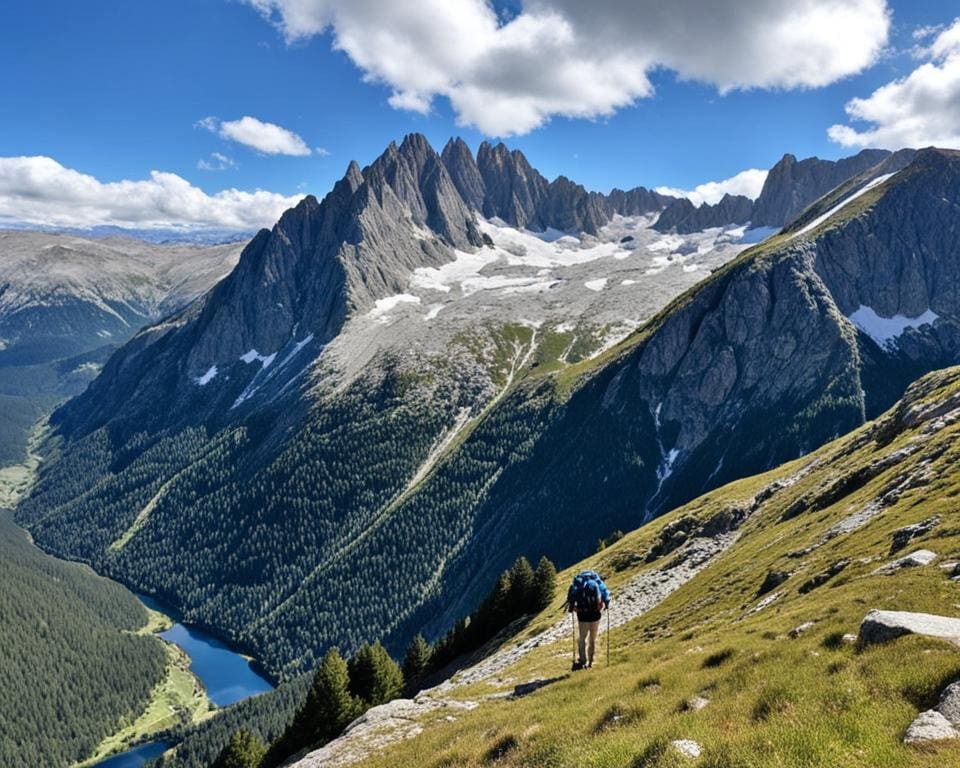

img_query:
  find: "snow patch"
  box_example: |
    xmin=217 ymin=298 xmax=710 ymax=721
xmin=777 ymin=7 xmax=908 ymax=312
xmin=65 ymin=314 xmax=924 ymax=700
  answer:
xmin=232 ymin=334 xmax=315 ymax=408
xmin=423 ymin=304 xmax=444 ymax=321
xmin=368 ymin=294 xmax=422 ymax=321
xmin=195 ymin=365 xmax=218 ymax=386
xmin=584 ymin=278 xmax=608 ymax=292
xmin=848 ymin=305 xmax=939 ymax=349
xmin=240 ymin=349 xmax=277 ymax=367
xmin=794 ymin=173 xmax=896 ymax=238
xmin=621 ymin=279 xmax=637 ymax=286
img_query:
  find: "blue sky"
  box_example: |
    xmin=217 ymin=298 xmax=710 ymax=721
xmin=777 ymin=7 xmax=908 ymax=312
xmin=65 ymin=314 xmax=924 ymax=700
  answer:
xmin=0 ymin=0 xmax=958 ymax=229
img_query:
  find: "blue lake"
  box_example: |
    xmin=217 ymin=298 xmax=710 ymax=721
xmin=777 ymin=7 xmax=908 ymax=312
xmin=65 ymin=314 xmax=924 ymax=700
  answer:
xmin=92 ymin=596 xmax=275 ymax=766
xmin=138 ymin=594 xmax=275 ymax=707
xmin=92 ymin=741 xmax=170 ymax=768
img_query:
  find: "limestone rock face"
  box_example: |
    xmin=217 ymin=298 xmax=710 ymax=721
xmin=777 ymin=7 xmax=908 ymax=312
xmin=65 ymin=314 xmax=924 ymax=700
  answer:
xmin=752 ymin=149 xmax=891 ymax=227
xmin=440 ymin=137 xmax=486 ymax=212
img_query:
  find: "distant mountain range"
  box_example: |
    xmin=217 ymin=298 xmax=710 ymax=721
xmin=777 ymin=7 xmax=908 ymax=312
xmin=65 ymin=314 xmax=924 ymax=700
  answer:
xmin=15 ymin=135 xmax=957 ymax=686
xmin=0 ymin=231 xmax=242 ymax=466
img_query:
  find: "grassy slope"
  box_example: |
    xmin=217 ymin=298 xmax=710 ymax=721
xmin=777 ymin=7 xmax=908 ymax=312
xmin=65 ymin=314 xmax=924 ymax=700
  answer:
xmin=355 ymin=367 xmax=960 ymax=768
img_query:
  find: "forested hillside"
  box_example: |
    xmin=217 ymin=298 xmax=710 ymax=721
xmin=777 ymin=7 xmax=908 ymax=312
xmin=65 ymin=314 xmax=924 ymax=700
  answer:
xmin=0 ymin=510 xmax=165 ymax=768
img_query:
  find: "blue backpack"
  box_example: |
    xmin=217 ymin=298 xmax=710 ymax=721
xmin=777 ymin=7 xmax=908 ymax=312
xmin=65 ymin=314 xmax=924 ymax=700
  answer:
xmin=568 ymin=570 xmax=609 ymax=612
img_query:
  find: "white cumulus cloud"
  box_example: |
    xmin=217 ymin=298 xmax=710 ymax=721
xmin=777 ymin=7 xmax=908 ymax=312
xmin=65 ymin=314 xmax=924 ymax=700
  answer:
xmin=656 ymin=168 xmax=769 ymax=207
xmin=0 ymin=156 xmax=304 ymax=231
xmin=199 ymin=115 xmax=313 ymax=156
xmin=829 ymin=18 xmax=960 ymax=150
xmin=244 ymin=0 xmax=891 ymax=136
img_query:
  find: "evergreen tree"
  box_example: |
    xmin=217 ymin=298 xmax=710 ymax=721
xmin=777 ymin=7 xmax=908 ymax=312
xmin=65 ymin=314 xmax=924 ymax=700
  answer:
xmin=402 ymin=634 xmax=432 ymax=693
xmin=265 ymin=648 xmax=357 ymax=766
xmin=212 ymin=730 xmax=266 ymax=768
xmin=347 ymin=642 xmax=404 ymax=706
xmin=470 ymin=570 xmax=511 ymax=644
xmin=508 ymin=556 xmax=535 ymax=613
xmin=531 ymin=556 xmax=557 ymax=612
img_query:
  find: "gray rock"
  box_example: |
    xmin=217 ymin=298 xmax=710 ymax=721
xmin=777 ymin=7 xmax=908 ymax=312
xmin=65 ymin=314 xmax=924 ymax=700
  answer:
xmin=752 ymin=149 xmax=892 ymax=228
xmin=654 ymin=193 xmax=753 ymax=234
xmin=757 ymin=570 xmax=791 ymax=597
xmin=937 ymin=682 xmax=960 ymax=725
xmin=859 ymin=609 xmax=960 ymax=646
xmin=903 ymin=709 xmax=960 ymax=744
xmin=671 ymin=739 xmax=702 ymax=758
xmin=440 ymin=137 xmax=486 ymax=212
xmin=790 ymin=621 xmax=817 ymax=638
xmin=891 ymin=516 xmax=941 ymax=554
xmin=684 ymin=696 xmax=710 ymax=711
xmin=873 ymin=549 xmax=937 ymax=575
xmin=606 ymin=186 xmax=674 ymax=217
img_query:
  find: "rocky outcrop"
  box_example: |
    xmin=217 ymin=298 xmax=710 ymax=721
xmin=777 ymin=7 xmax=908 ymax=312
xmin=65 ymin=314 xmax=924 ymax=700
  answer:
xmin=653 ymin=193 xmax=754 ymax=234
xmin=891 ymin=517 xmax=940 ymax=553
xmin=904 ymin=681 xmax=960 ymax=745
xmin=751 ymin=149 xmax=891 ymax=228
xmin=872 ymin=549 xmax=937 ymax=574
xmin=858 ymin=609 xmax=960 ymax=646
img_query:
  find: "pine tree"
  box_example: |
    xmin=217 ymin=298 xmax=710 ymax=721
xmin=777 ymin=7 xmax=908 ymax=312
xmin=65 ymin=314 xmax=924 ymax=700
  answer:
xmin=212 ymin=729 xmax=266 ymax=768
xmin=402 ymin=634 xmax=432 ymax=693
xmin=531 ymin=556 xmax=557 ymax=612
xmin=347 ymin=642 xmax=404 ymax=706
xmin=266 ymin=647 xmax=358 ymax=765
xmin=472 ymin=570 xmax=511 ymax=641
xmin=508 ymin=556 xmax=535 ymax=614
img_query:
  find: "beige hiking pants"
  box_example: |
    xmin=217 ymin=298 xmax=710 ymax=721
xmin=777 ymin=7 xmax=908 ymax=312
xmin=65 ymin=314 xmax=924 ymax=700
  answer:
xmin=578 ymin=619 xmax=600 ymax=665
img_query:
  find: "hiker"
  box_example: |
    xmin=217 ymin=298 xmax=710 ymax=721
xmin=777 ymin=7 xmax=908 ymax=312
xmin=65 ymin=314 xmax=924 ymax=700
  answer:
xmin=567 ymin=570 xmax=610 ymax=669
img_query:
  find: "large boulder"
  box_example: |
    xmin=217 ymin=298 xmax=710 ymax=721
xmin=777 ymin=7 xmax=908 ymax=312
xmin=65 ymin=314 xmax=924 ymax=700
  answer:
xmin=859 ymin=610 xmax=960 ymax=646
